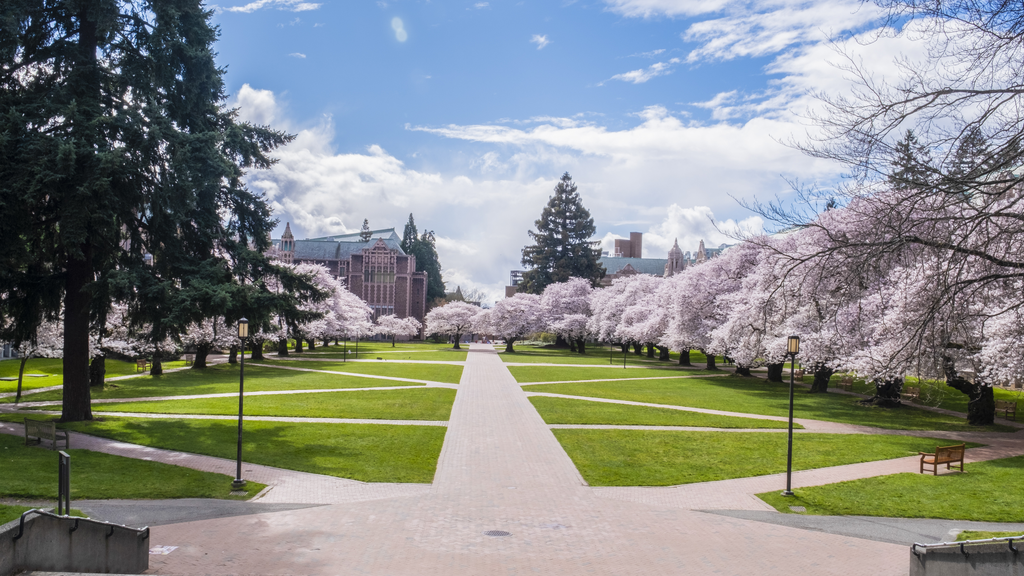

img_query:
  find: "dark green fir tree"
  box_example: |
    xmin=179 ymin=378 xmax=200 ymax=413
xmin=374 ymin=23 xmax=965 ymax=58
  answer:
xmin=0 ymin=1 xmax=301 ymax=421
xmin=360 ymin=219 xmax=372 ymax=242
xmin=519 ymin=173 xmax=605 ymax=294
xmin=888 ymin=130 xmax=933 ymax=191
xmin=401 ymin=214 xmax=446 ymax=304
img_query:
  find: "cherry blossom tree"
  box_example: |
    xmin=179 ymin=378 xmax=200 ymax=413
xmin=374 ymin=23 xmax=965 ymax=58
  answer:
xmin=490 ymin=293 xmax=543 ymax=353
xmin=180 ymin=317 xmax=237 ymax=369
xmin=425 ymin=301 xmax=480 ymax=349
xmin=541 ymin=278 xmax=593 ymax=353
xmin=375 ymin=315 xmax=423 ymax=346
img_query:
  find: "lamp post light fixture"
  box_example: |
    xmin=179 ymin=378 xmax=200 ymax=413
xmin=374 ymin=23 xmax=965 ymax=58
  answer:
xmin=782 ymin=335 xmax=800 ymax=497
xmin=232 ymin=318 xmax=249 ymax=491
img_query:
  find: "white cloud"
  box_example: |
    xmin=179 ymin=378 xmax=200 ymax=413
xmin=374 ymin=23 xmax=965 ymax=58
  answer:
xmin=473 ymin=2 xmax=489 ymax=8
xmin=631 ymin=48 xmax=666 ymax=58
xmin=392 ymin=17 xmax=408 ymax=42
xmin=289 ymin=52 xmax=307 ymax=59
xmin=531 ymin=35 xmax=550 ymax=50
xmin=603 ymin=0 xmax=732 ymax=18
xmin=606 ymin=58 xmax=680 ymax=84
xmin=223 ymin=0 xmax=321 ymax=13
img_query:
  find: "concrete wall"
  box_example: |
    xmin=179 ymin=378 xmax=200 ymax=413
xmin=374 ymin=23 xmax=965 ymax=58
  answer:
xmin=911 ymin=541 xmax=1024 ymax=576
xmin=1 ymin=510 xmax=149 ymax=576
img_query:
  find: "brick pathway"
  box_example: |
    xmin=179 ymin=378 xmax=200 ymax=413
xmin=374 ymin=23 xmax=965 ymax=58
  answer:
xmin=144 ymin=345 xmax=910 ymax=575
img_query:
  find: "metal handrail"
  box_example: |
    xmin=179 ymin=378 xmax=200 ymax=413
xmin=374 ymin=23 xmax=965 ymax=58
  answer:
xmin=912 ymin=534 xmax=1024 ymax=558
xmin=10 ymin=508 xmax=149 ymax=542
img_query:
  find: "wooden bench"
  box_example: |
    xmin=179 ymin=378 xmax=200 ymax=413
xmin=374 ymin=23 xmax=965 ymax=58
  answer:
xmin=903 ymin=386 xmax=920 ymax=402
xmin=996 ymin=400 xmax=1017 ymax=421
xmin=136 ymin=358 xmax=148 ymax=373
xmin=24 ymin=418 xmax=69 ymax=451
xmin=793 ymin=368 xmax=805 ymax=379
xmin=184 ymin=354 xmax=194 ymax=367
xmin=837 ymin=375 xmax=854 ymax=392
xmin=919 ymin=443 xmax=965 ymax=475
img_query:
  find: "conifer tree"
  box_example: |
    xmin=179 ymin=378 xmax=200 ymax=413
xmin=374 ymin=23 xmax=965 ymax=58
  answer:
xmin=360 ymin=219 xmax=372 ymax=242
xmin=887 ymin=130 xmax=933 ymax=191
xmin=399 ymin=214 xmax=446 ymax=304
xmin=0 ymin=1 xmax=297 ymax=421
xmin=520 ymin=173 xmax=605 ymax=294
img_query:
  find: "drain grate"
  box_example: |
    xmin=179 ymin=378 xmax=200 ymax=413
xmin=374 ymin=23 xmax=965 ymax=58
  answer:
xmin=484 ymin=530 xmax=512 ymax=537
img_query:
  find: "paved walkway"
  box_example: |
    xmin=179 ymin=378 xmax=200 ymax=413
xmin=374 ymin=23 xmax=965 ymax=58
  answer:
xmin=143 ymin=345 xmax=911 ymax=575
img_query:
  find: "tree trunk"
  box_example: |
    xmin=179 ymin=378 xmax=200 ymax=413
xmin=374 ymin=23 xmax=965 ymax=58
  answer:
xmin=151 ymin=350 xmax=163 ymax=376
xmin=453 ymin=333 xmax=462 ymax=350
xmin=277 ymin=338 xmax=289 ymax=356
xmin=89 ymin=355 xmax=105 ymax=387
xmin=576 ymin=338 xmax=586 ymax=355
xmin=193 ymin=343 xmax=210 ymax=369
xmin=861 ymin=376 xmax=903 ymax=408
xmin=735 ymin=366 xmax=752 ymax=377
xmin=251 ymin=340 xmax=265 ymax=361
xmin=569 ymin=340 xmax=577 ymax=352
xmin=505 ymin=337 xmax=517 ymax=353
xmin=308 ymin=338 xmax=316 ymax=350
xmin=678 ymin=349 xmax=692 ymax=366
xmin=15 ymin=354 xmax=29 ymax=403
xmin=620 ymin=343 xmax=628 ymax=353
xmin=633 ymin=342 xmax=643 ymax=355
xmin=766 ymin=363 xmax=784 ymax=383
xmin=295 ymin=338 xmax=303 ymax=353
xmin=228 ymin=344 xmax=238 ymax=364
xmin=554 ymin=335 xmax=570 ymax=348
xmin=809 ymin=364 xmax=834 ymax=393
xmin=392 ymin=335 xmax=396 ymax=347
xmin=61 ymin=245 xmax=93 ymax=422
xmin=658 ymin=346 xmax=670 ymax=361
xmin=943 ymin=356 xmax=995 ymax=425
xmin=705 ymin=352 xmax=717 ymax=370
xmin=645 ymin=344 xmax=655 ymax=358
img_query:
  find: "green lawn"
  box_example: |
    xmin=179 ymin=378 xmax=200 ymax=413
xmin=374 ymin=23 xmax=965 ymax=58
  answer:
xmin=957 ymin=531 xmax=1024 ymax=541
xmin=0 ymin=504 xmax=35 ymax=525
xmin=257 ymin=359 xmax=464 ymax=383
xmin=57 ymin=417 xmax=446 ymax=483
xmin=4 ymin=363 xmax=427 ymax=404
xmin=757 ymin=455 xmax=1024 ymax=522
xmin=528 ymin=396 xmax=796 ymax=428
xmin=499 ymin=345 xmax=680 ymax=366
xmin=0 ymin=357 xmax=189 ymax=395
xmin=299 ymin=342 xmax=469 ymax=362
xmin=524 ymin=376 xmax=1011 ymax=432
xmin=554 ymin=430 xmax=975 ymax=486
xmin=91 ymin=388 xmax=456 ymax=420
xmin=510 ymin=365 xmax=717 ymax=384
xmin=0 ymin=432 xmax=264 ymax=501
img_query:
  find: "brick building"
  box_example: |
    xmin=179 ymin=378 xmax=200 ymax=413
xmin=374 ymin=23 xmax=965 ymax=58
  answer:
xmin=272 ymin=223 xmax=427 ymax=324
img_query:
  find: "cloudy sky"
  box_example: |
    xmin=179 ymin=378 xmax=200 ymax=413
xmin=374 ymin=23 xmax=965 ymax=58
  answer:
xmin=210 ymin=0 xmax=921 ymax=303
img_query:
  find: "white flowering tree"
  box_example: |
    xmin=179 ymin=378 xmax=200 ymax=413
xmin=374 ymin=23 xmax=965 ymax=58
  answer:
xmin=425 ymin=301 xmax=480 ymax=349
xmin=541 ymin=278 xmax=593 ymax=353
xmin=180 ymin=317 xmax=238 ymax=369
xmin=490 ymin=293 xmax=544 ymax=353
xmin=375 ymin=314 xmax=423 ymax=346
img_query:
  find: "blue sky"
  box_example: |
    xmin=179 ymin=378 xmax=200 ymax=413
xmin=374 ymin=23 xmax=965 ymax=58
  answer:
xmin=210 ymin=0 xmax=917 ymax=302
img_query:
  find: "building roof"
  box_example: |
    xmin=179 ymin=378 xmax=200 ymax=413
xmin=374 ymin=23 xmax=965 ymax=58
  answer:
xmin=292 ymin=236 xmax=406 ymax=261
xmin=599 ymin=256 xmax=668 ymax=276
xmin=308 ymin=228 xmax=401 ymax=243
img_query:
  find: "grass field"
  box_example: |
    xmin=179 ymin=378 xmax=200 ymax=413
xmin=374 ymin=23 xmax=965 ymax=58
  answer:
xmin=757 ymin=454 xmax=1024 ymax=522
xmin=524 ymin=376 xmax=1011 ymax=432
xmin=511 ymin=365 xmax=717 ymax=384
xmin=957 ymin=531 xmax=1024 ymax=541
xmin=89 ymin=387 xmax=456 ymax=420
xmin=259 ymin=359 xmax=464 ymax=383
xmin=0 ymin=432 xmax=264 ymax=501
xmin=0 ymin=504 xmax=35 ymax=526
xmin=0 ymin=357 xmax=185 ymax=394
xmin=3 ymin=363 xmax=432 ymax=404
xmin=499 ymin=345 xmax=681 ymax=366
xmin=299 ymin=342 xmax=469 ymax=362
xmin=528 ymin=396 xmax=796 ymax=428
xmin=56 ymin=417 xmax=447 ymax=483
xmin=554 ymin=430 xmax=977 ymax=486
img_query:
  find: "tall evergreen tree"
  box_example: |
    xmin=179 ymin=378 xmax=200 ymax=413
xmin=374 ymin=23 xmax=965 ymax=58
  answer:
xmin=520 ymin=173 xmax=605 ymax=294
xmin=399 ymin=214 xmax=445 ymax=304
xmin=888 ymin=130 xmax=933 ymax=191
xmin=360 ymin=219 xmax=372 ymax=242
xmin=0 ymin=1 xmax=295 ymax=421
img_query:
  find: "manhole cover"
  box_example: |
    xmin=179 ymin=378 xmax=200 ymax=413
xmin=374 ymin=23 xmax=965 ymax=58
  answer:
xmin=789 ymin=506 xmax=806 ymax=512
xmin=484 ymin=530 xmax=511 ymax=537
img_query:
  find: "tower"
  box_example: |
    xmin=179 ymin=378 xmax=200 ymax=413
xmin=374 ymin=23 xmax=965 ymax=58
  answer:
xmin=664 ymin=238 xmax=685 ymax=277
xmin=280 ymin=222 xmax=295 ymax=264
xmin=695 ymin=239 xmax=706 ymax=264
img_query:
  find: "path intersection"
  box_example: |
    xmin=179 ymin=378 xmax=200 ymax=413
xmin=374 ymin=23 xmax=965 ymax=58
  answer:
xmin=3 ymin=344 xmax=1023 ymax=574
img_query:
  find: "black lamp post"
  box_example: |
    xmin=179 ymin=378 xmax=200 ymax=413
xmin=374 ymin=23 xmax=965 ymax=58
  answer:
xmin=782 ymin=335 xmax=800 ymax=496
xmin=232 ymin=318 xmax=248 ymax=491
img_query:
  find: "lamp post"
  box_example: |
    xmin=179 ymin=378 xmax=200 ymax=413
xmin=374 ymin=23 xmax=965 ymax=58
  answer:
xmin=232 ymin=318 xmax=248 ymax=491
xmin=782 ymin=335 xmax=800 ymax=496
